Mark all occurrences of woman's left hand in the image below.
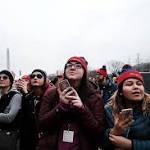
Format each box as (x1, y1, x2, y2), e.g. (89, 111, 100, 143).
(65, 88, 84, 109)
(109, 134, 132, 150)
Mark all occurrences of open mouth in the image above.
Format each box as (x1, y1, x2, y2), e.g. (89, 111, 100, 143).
(69, 72, 76, 75)
(132, 91, 141, 96)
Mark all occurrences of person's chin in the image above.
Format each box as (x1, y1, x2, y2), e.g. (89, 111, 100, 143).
(132, 97, 143, 101)
(67, 77, 77, 81)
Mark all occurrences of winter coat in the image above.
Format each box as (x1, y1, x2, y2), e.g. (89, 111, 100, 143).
(20, 84, 53, 150)
(104, 101, 150, 150)
(0, 88, 22, 131)
(99, 78, 117, 105)
(36, 87, 104, 150)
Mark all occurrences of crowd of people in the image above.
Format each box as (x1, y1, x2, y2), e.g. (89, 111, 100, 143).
(0, 56, 149, 150)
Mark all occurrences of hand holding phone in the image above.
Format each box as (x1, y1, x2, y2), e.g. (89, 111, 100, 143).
(111, 108, 133, 135)
(58, 79, 76, 107)
(58, 79, 71, 92)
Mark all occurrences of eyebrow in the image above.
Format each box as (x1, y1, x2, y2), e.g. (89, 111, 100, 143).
(125, 80, 142, 84)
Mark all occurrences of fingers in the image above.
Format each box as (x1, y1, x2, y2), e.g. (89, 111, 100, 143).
(58, 86, 82, 108)
(58, 87, 74, 105)
(109, 134, 117, 144)
(117, 112, 134, 127)
(71, 99, 83, 109)
(109, 133, 115, 140)
(109, 134, 122, 144)
(113, 115, 134, 135)
(121, 117, 133, 128)
(17, 79, 28, 88)
(109, 134, 121, 147)
(65, 89, 75, 97)
(58, 87, 73, 95)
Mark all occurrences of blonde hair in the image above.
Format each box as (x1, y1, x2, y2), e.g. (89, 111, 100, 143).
(108, 91, 150, 118)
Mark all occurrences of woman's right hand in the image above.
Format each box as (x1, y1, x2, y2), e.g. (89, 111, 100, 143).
(110, 111, 134, 135)
(17, 79, 28, 94)
(58, 87, 75, 105)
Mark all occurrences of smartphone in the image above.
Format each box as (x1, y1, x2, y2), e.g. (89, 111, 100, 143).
(121, 108, 133, 118)
(58, 79, 71, 92)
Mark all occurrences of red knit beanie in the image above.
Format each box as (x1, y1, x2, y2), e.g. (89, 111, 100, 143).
(66, 56, 88, 72)
(117, 70, 144, 86)
(96, 68, 108, 77)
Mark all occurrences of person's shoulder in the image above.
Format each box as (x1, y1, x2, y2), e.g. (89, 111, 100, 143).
(104, 102, 111, 109)
(86, 82, 103, 103)
(104, 103, 113, 115)
(104, 95, 114, 109)
(8, 89, 22, 97)
(43, 86, 57, 97)
(44, 83, 55, 94)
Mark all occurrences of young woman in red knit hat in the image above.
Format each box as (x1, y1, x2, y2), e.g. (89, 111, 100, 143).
(36, 56, 104, 150)
(103, 70, 150, 150)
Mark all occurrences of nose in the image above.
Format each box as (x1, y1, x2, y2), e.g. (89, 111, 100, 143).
(32, 76, 38, 79)
(133, 83, 139, 89)
(70, 65, 76, 69)
(34, 76, 38, 79)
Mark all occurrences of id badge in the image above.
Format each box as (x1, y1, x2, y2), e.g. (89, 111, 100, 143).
(63, 130, 74, 143)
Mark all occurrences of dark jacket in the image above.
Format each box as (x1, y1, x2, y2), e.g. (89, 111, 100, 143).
(0, 89, 22, 131)
(20, 84, 53, 150)
(99, 78, 117, 104)
(37, 87, 104, 150)
(104, 103, 150, 150)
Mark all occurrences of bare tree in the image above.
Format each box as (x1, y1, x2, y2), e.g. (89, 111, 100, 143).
(107, 60, 125, 73)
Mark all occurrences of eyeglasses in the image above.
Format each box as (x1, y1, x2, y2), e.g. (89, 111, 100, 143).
(30, 74, 43, 79)
(0, 75, 8, 80)
(66, 63, 82, 69)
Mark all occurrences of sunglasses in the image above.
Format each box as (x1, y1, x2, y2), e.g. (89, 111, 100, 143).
(30, 74, 43, 79)
(0, 75, 9, 80)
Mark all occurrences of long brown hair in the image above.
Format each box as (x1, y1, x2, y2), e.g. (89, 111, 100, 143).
(64, 65, 97, 102)
(108, 89, 150, 118)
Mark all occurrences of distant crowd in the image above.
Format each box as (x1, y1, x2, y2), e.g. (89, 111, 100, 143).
(0, 56, 150, 150)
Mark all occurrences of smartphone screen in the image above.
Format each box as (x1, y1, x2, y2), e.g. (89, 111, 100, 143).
(58, 79, 71, 92)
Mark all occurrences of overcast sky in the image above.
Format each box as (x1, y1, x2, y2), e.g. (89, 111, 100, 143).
(0, 0, 150, 76)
